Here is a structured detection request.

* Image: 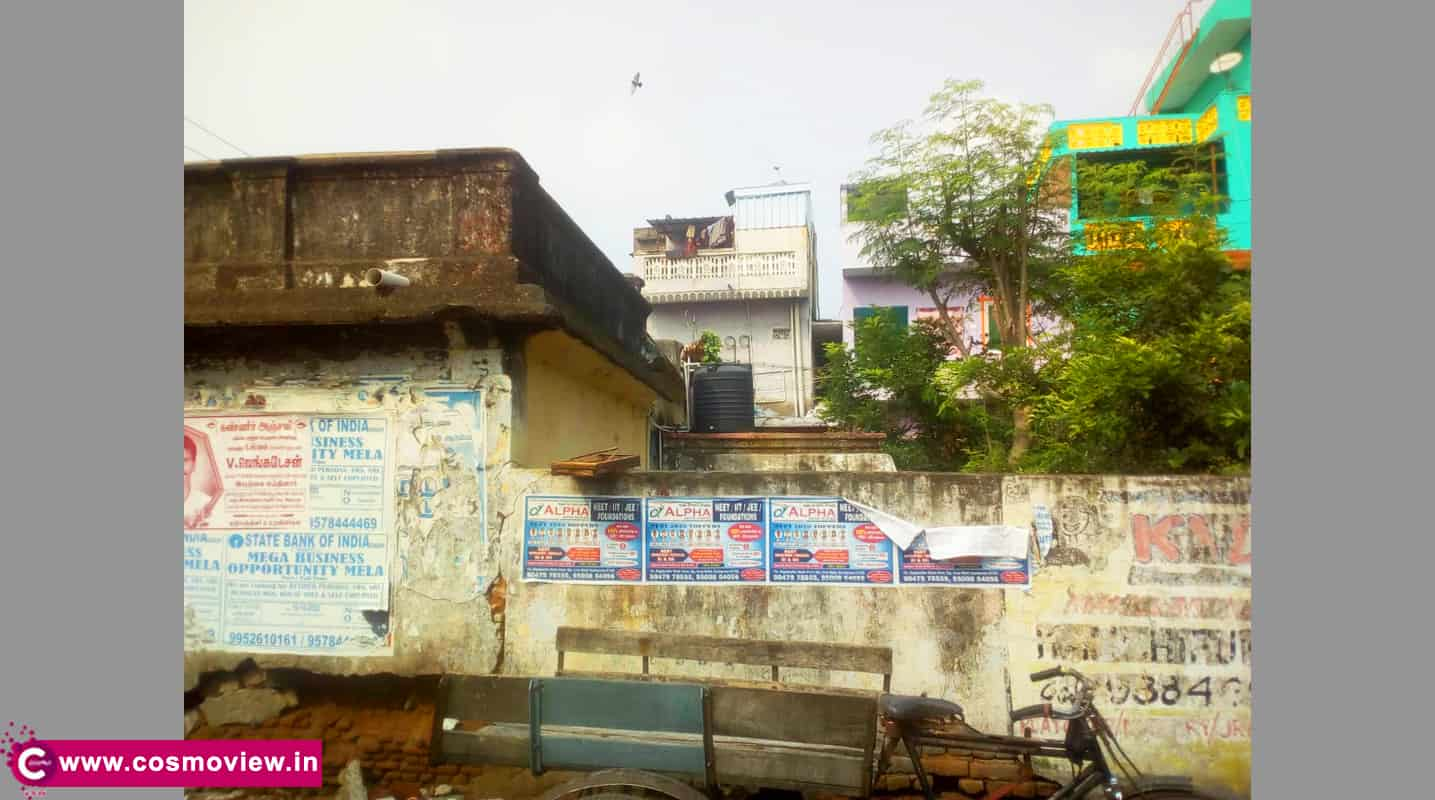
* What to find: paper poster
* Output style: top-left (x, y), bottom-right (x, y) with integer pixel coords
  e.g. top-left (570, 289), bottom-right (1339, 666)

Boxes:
top-left (770, 498), bottom-right (896, 585)
top-left (644, 497), bottom-right (768, 583)
top-left (182, 414), bottom-right (397, 655)
top-left (924, 525), bottom-right (1029, 561)
top-left (1033, 505), bottom-right (1055, 561)
top-left (842, 498), bottom-right (921, 551)
top-left (395, 388), bottom-right (486, 531)
top-left (409, 388), bottom-right (487, 535)
top-left (898, 532), bottom-right (1032, 588)
top-left (522, 496), bottom-right (644, 583)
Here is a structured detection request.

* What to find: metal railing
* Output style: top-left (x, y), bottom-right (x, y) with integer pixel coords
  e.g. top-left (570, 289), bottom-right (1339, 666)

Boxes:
top-left (1128, 0), bottom-right (1211, 116)
top-left (639, 250), bottom-right (801, 284)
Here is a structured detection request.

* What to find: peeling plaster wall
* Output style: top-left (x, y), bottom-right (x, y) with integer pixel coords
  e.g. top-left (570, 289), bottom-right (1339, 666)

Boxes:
top-left (183, 330), bottom-right (1250, 797)
top-left (515, 331), bottom-right (656, 469)
top-left (183, 326), bottom-right (516, 689)
top-left (494, 471), bottom-right (1251, 798)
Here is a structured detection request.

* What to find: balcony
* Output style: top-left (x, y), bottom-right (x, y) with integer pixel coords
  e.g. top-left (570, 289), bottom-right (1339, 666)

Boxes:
top-left (637, 249), bottom-right (806, 303)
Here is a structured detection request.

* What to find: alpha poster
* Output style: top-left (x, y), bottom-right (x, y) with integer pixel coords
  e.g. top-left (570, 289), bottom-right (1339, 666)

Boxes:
top-left (644, 497), bottom-right (768, 584)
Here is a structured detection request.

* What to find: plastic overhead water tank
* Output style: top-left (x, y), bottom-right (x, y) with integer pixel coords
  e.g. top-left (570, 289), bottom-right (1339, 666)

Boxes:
top-left (690, 363), bottom-right (755, 433)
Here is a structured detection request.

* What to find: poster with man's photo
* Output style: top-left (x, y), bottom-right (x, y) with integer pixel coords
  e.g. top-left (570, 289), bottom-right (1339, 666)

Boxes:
top-left (182, 413), bottom-right (397, 656)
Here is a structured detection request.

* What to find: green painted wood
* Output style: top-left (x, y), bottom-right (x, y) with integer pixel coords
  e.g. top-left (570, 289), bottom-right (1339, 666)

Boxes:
top-left (540, 735), bottom-right (708, 776)
top-left (535, 678), bottom-right (706, 734)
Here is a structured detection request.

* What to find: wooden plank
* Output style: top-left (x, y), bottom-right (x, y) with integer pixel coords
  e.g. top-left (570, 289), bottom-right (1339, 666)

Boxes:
top-left (711, 686), bottom-right (875, 749)
top-left (437, 726), bottom-right (530, 767)
top-left (536, 678), bottom-right (705, 734)
top-left (552, 669), bottom-right (879, 698)
top-left (556, 627), bottom-right (893, 676)
top-left (427, 675), bottom-right (450, 765)
top-left (541, 736), bottom-right (707, 776)
top-left (714, 743), bottom-right (867, 794)
top-left (438, 724), bottom-right (866, 795)
top-left (439, 675), bottom-right (531, 725)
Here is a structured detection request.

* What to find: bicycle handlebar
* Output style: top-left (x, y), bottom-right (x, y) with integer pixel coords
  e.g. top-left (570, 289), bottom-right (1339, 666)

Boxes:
top-left (1010, 703), bottom-right (1082, 723)
top-left (1029, 667), bottom-right (1063, 682)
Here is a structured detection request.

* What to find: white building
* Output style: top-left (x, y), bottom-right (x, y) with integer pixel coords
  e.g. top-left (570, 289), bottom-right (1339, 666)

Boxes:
top-left (632, 183), bottom-right (818, 418)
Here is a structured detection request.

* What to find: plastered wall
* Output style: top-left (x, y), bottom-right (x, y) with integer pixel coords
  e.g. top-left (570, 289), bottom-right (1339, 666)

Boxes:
top-left (184, 337), bottom-right (1250, 797)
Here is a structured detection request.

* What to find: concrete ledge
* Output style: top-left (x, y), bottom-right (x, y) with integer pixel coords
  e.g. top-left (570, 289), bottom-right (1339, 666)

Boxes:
top-left (663, 431), bottom-right (887, 453)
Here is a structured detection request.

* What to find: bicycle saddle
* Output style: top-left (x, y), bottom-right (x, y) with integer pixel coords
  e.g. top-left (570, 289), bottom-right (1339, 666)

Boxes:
top-left (879, 693), bottom-right (964, 722)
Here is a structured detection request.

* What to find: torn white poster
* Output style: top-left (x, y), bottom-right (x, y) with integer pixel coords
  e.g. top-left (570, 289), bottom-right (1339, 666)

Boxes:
top-left (840, 499), bottom-right (922, 551)
top-left (924, 525), bottom-right (1029, 561)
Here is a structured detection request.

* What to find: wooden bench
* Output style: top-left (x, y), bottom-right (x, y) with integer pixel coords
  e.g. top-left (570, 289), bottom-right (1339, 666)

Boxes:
top-left (432, 629), bottom-right (893, 798)
top-left (555, 626), bottom-right (894, 693)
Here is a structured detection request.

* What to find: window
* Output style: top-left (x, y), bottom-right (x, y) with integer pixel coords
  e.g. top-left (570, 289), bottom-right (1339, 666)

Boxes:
top-left (853, 305), bottom-right (909, 329)
top-left (845, 184), bottom-right (908, 223)
top-left (981, 298), bottom-right (1002, 349)
top-left (980, 298), bottom-right (1036, 350)
top-left (1074, 144), bottom-right (1230, 221)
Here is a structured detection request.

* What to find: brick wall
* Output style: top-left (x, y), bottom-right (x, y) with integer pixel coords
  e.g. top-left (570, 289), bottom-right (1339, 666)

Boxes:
top-left (184, 666), bottom-right (581, 799)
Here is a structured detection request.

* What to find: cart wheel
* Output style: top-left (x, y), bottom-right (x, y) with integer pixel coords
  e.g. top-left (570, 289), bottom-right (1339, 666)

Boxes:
top-left (1124, 786), bottom-right (1239, 800)
top-left (538, 769), bottom-right (713, 800)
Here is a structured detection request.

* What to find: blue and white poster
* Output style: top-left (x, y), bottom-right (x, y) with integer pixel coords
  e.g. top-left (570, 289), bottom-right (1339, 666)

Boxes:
top-left (182, 413), bottom-right (398, 656)
top-left (412, 387), bottom-right (488, 541)
top-left (770, 498), bottom-right (896, 585)
top-left (522, 496), bottom-right (644, 584)
top-left (897, 532), bottom-right (1032, 587)
top-left (644, 497), bottom-right (768, 583)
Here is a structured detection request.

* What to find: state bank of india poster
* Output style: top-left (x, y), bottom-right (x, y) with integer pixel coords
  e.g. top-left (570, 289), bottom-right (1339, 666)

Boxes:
top-left (183, 413), bottom-right (398, 656)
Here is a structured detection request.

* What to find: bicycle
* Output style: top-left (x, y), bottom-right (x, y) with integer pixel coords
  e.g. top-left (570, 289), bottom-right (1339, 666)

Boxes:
top-left (872, 665), bottom-right (1230, 800)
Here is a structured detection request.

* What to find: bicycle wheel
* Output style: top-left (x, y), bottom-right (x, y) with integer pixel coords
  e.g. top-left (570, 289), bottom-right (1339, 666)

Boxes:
top-left (1125, 789), bottom-right (1233, 800)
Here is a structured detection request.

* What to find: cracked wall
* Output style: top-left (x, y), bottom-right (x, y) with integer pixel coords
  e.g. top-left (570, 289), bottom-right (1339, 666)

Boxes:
top-left (494, 471), bottom-right (1251, 798)
top-left (184, 323), bottom-right (512, 688)
top-left (184, 325), bottom-right (1250, 798)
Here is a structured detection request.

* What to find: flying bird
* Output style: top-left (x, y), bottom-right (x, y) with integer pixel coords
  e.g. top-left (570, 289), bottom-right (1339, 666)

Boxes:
top-left (630, 72), bottom-right (643, 95)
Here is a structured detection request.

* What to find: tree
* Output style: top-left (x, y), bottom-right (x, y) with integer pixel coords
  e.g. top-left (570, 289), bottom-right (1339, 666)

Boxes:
top-left (846, 79), bottom-right (1069, 465)
top-left (817, 310), bottom-right (1002, 471)
top-left (1013, 144), bottom-right (1251, 473)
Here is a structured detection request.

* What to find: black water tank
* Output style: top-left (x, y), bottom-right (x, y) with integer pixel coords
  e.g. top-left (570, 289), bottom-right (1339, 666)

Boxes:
top-left (691, 363), bottom-right (755, 433)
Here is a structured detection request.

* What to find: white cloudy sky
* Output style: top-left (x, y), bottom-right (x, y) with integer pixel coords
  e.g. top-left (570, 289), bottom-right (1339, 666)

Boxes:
top-left (185, 0), bottom-right (1182, 318)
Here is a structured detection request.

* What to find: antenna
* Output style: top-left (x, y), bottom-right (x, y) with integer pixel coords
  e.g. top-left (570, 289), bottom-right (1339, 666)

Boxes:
top-left (1209, 51), bottom-right (1242, 92)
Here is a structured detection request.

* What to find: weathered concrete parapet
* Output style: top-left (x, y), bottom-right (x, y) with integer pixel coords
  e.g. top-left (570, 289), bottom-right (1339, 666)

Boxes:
top-left (660, 431), bottom-right (894, 471)
top-left (183, 148), bottom-right (682, 405)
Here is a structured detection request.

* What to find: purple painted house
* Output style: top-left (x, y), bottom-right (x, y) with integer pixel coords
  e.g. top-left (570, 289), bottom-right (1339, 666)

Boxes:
top-left (837, 185), bottom-right (1017, 357)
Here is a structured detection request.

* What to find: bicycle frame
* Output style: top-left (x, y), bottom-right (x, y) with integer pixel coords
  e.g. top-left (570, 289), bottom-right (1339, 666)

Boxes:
top-left (876, 667), bottom-right (1126, 800)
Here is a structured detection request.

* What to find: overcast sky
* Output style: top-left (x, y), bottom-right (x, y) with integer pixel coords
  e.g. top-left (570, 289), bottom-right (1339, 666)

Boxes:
top-left (185, 0), bottom-right (1183, 319)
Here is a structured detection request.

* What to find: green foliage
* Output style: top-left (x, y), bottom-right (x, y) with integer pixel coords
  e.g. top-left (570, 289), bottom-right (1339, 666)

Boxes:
top-left (698, 330), bottom-right (722, 364)
top-left (846, 79), bottom-right (1070, 361)
top-left (833, 81), bottom-right (1251, 475)
top-left (817, 311), bottom-right (994, 471)
top-left (1023, 157), bottom-right (1251, 473)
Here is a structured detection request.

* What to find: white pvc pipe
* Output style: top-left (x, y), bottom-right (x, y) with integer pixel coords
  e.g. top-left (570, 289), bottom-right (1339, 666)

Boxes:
top-left (364, 268), bottom-right (411, 288)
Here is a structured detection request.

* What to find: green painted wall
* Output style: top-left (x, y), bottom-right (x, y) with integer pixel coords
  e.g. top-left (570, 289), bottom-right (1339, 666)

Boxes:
top-left (1045, 2), bottom-right (1251, 256)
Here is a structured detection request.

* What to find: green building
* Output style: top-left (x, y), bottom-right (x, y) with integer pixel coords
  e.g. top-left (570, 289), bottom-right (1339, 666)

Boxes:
top-left (1044, 0), bottom-right (1251, 267)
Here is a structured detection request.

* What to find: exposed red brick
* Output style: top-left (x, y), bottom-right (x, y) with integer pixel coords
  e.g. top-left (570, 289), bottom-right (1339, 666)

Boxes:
top-left (971, 759), bottom-right (1023, 781)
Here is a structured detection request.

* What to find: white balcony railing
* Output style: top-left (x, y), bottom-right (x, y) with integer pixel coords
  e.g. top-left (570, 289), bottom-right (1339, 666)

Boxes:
top-left (638, 250), bottom-right (805, 301)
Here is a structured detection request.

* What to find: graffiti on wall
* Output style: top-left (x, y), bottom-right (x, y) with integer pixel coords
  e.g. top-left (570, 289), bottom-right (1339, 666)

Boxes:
top-left (1128, 512), bottom-right (1251, 587)
top-left (1037, 672), bottom-right (1249, 710)
top-left (1009, 481), bottom-right (1254, 770)
top-left (1035, 624), bottom-right (1251, 667)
